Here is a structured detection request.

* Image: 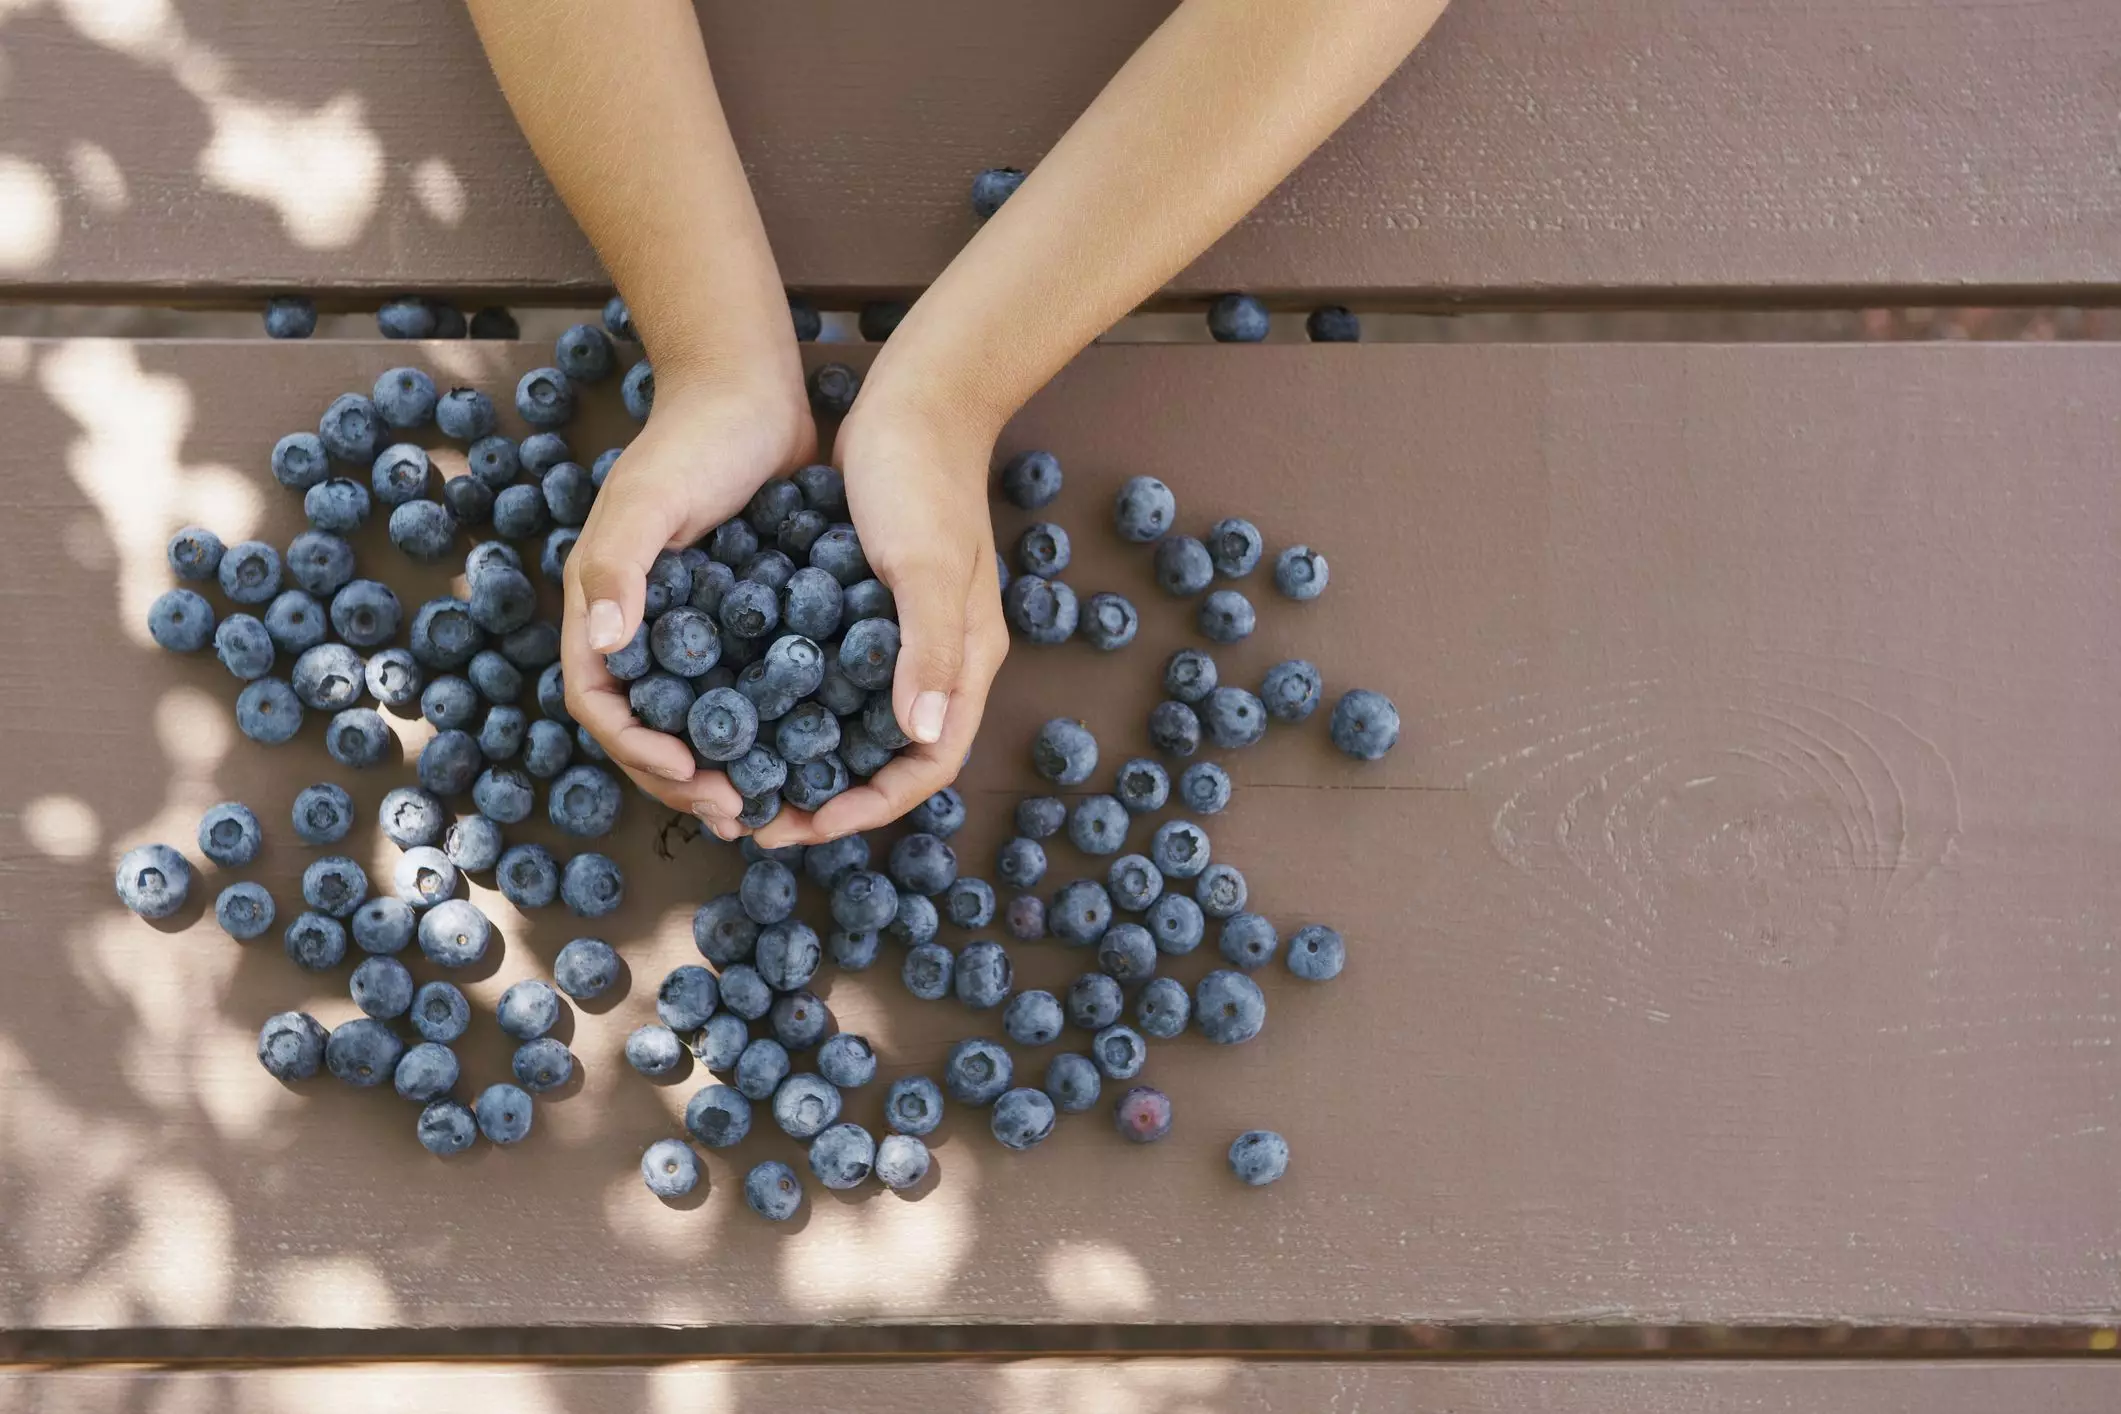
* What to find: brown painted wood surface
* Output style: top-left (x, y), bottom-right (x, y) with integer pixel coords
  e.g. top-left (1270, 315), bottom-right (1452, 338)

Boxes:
top-left (1, 341), bottom-right (2117, 1330)
top-left (3, 2), bottom-right (2118, 297)
top-left (5, 1361), bottom-right (2120, 1413)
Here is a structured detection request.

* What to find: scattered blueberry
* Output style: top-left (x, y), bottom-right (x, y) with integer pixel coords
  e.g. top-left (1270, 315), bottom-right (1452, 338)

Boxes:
top-left (627, 1025), bottom-right (686, 1077)
top-left (1201, 686), bottom-right (1266, 749)
top-left (1197, 589), bottom-right (1255, 645)
top-left (1148, 700), bottom-right (1201, 758)
top-left (1229, 1129), bottom-right (1291, 1185)
top-left (1273, 544), bottom-right (1328, 601)
top-left (1017, 522), bottom-right (1070, 579)
top-left (1146, 892), bottom-right (1205, 956)
top-left (560, 852), bottom-right (624, 918)
top-left (745, 1159), bottom-right (804, 1220)
top-left (548, 764), bottom-right (621, 837)
top-left (769, 988), bottom-right (830, 1052)
top-left (874, 1133), bottom-right (931, 1190)
top-left (1218, 912), bottom-right (1279, 971)
top-left (352, 896), bottom-right (416, 955)
top-left (264, 296), bottom-right (316, 340)
top-left (256, 1011), bottom-right (327, 1081)
top-left (418, 898), bottom-right (492, 968)
top-left (1208, 294), bottom-right (1270, 343)
top-left (1049, 880), bottom-right (1113, 946)
top-left (1194, 969), bottom-right (1266, 1044)
top-left (996, 837), bottom-right (1047, 891)
top-left (991, 1087), bottom-right (1056, 1150)
top-left (971, 165), bottom-right (1026, 218)
top-left (235, 677), bottom-right (305, 745)
top-left (380, 787), bottom-right (447, 848)
top-left (809, 1123), bottom-right (877, 1189)
top-left (318, 393), bottom-right (382, 464)
top-left (686, 1084), bottom-right (754, 1149)
top-left (1032, 719), bottom-right (1098, 786)
top-left (366, 647), bottom-right (423, 708)
top-left (817, 1033), bottom-right (876, 1089)
top-left (656, 965), bottom-right (719, 1032)
top-left (1105, 856), bottom-right (1164, 915)
top-left (1195, 861), bottom-right (1248, 919)
top-left (272, 432), bottom-right (331, 491)
top-left (1114, 1084), bottom-right (1174, 1142)
top-left (1044, 1052), bottom-right (1101, 1113)
top-left (497, 979), bottom-right (562, 1040)
top-left (418, 1099), bottom-right (479, 1157)
top-left (1329, 689), bottom-right (1400, 760)
top-left (773, 1072), bottom-right (842, 1139)
top-left (475, 1083), bottom-right (534, 1145)
top-left (1081, 592), bottom-right (1139, 651)
top-left (1005, 893), bottom-right (1046, 940)
top-left (1003, 574), bottom-right (1078, 643)
top-left (283, 911), bottom-right (348, 970)
top-left (807, 362), bottom-right (859, 418)
top-left (216, 881), bottom-right (276, 940)
top-left (1004, 989), bottom-right (1064, 1047)
top-left (304, 477), bottom-right (372, 533)
top-left (1286, 923), bottom-right (1345, 981)
top-left (394, 1042), bottom-right (459, 1103)
top-left (1114, 476), bottom-right (1176, 542)
top-left (697, 1012), bottom-right (750, 1071)
top-left (641, 1138), bottom-right (700, 1198)
top-left (1207, 518), bottom-right (1264, 578)
top-left (902, 942), bottom-right (954, 1002)
top-left (554, 937), bottom-right (620, 1000)
top-left (1068, 796), bottom-right (1129, 856)
top-left (300, 854), bottom-right (368, 918)
top-left (435, 387), bottom-right (496, 442)
top-left (888, 892), bottom-right (940, 949)
top-left (351, 955), bottom-right (414, 1019)
top-left (513, 1036), bottom-right (574, 1093)
top-left (411, 981), bottom-right (471, 1043)
top-left (1066, 972), bottom-right (1123, 1032)
top-left (1135, 976), bottom-right (1192, 1039)
top-left (954, 940), bottom-right (1013, 1009)
top-left (147, 588), bottom-right (215, 653)
top-left (326, 1017), bottom-right (403, 1088)
top-left (1154, 536), bottom-right (1214, 596)
top-left (1097, 920), bottom-right (1157, 981)
top-left (717, 964), bottom-right (773, 1021)
top-left (213, 614), bottom-right (275, 679)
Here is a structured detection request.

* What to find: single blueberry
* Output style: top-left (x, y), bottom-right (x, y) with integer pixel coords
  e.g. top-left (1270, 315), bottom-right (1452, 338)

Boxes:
top-left (696, 1012), bottom-right (750, 1071)
top-left (409, 598), bottom-right (485, 671)
top-left (971, 165), bottom-right (1026, 218)
top-left (235, 677), bottom-right (304, 745)
top-left (1154, 536), bottom-right (1214, 596)
top-left (521, 432), bottom-right (572, 477)
top-left (1198, 589), bottom-right (1255, 645)
top-left (475, 1083), bottom-right (534, 1145)
top-left (198, 802), bottom-right (263, 868)
top-left (807, 362), bottom-right (859, 418)
top-left (801, 833), bottom-right (870, 891)
top-left (902, 942), bottom-right (954, 1002)
top-left (887, 892), bottom-right (941, 949)
top-left (351, 954), bottom-right (415, 1020)
top-left (301, 854), bottom-right (368, 918)
top-left (472, 765), bottom-right (536, 824)
top-left (837, 618), bottom-right (899, 691)
top-left (757, 921), bottom-right (823, 994)
top-left (817, 1033), bottom-right (876, 1089)
top-left (477, 704), bottom-right (527, 760)
top-left (468, 569), bottom-right (537, 637)
top-left (779, 754), bottom-right (849, 812)
top-left (624, 673), bottom-right (691, 735)
top-left (773, 1072), bottom-right (842, 1139)
top-left (522, 719), bottom-right (573, 778)
top-left (370, 442), bottom-right (431, 506)
top-left (686, 1084), bottom-right (753, 1149)
top-left (304, 477), bottom-right (372, 534)
top-left (862, 692), bottom-right (913, 751)
top-left (257, 1011), bottom-right (327, 1081)
top-left (376, 298), bottom-right (436, 339)
top-left (291, 643), bottom-right (367, 714)
top-left (1272, 543), bottom-right (1330, 602)
top-left (641, 550), bottom-right (693, 620)
top-left (839, 576), bottom-right (893, 620)
top-left (394, 1042), bottom-right (459, 1103)
top-left (434, 388), bottom-right (495, 442)
top-left (351, 896), bottom-right (416, 956)
top-left (442, 814), bottom-right (504, 874)
top-left (1230, 1129), bottom-right (1292, 1186)
top-left (560, 852), bottom-right (624, 918)
top-left (1031, 719), bottom-right (1098, 786)
top-left (421, 675), bottom-right (480, 730)
top-left (1005, 893), bottom-right (1047, 941)
top-left (1016, 522), bottom-right (1070, 579)
top-left (493, 484), bottom-right (548, 539)
top-left (1066, 972), bottom-right (1123, 1032)
top-left (412, 981), bottom-right (471, 1043)
top-left (418, 730), bottom-right (482, 795)
top-left (264, 295), bottom-right (316, 339)
top-left (325, 1017), bottom-right (403, 1088)
top-left (707, 517), bottom-right (759, 568)
top-left (828, 870), bottom-right (898, 935)
top-left (1114, 476), bottom-right (1176, 543)
top-left (1106, 856), bottom-right (1164, 915)
top-left (366, 648), bottom-right (423, 709)
top-left (1201, 687), bottom-right (1266, 750)
top-left (1218, 912), bottom-right (1279, 971)
top-left (500, 620), bottom-right (561, 670)
top-left (810, 1123), bottom-right (877, 1189)
top-left (1330, 689), bottom-right (1400, 760)
top-left (217, 540), bottom-right (283, 606)
top-left (1098, 921), bottom-right (1158, 981)
top-left (1136, 976), bottom-right (1192, 1039)
top-left (166, 525), bottom-right (225, 583)
top-left (1192, 864), bottom-right (1248, 923)
top-left (621, 359), bottom-right (655, 420)
top-left (319, 393), bottom-right (382, 464)
top-left (512, 1036), bottom-right (574, 1093)
top-left (745, 1159), bottom-right (804, 1221)
top-left (1044, 1053), bottom-right (1102, 1113)
top-left (548, 764), bottom-right (622, 837)
top-left (535, 663), bottom-right (572, 725)
top-left (1150, 819), bottom-right (1212, 880)
top-left (515, 366), bottom-right (575, 429)
top-left (467, 435), bottom-right (521, 489)
top-left (1049, 880), bottom-right (1113, 946)
top-left (996, 837), bottom-right (1047, 890)
top-left (788, 293), bottom-right (822, 343)
top-left (497, 979), bottom-right (562, 1041)
top-left (285, 530), bottom-right (355, 601)
top-left (1068, 796), bottom-right (1129, 857)
top-left (627, 1025), bottom-right (687, 1077)
top-left (991, 1087), bottom-right (1056, 1150)
top-left (1208, 294), bottom-right (1270, 342)
top-left (1081, 592), bottom-right (1139, 651)
top-left (1286, 923), bottom-right (1346, 981)
top-left (283, 911), bottom-right (347, 971)
top-left (1307, 304), bottom-right (1361, 341)
top-left (1116, 759), bottom-right (1172, 816)
top-left (746, 478), bottom-right (806, 539)
top-left (272, 431), bottom-right (331, 491)
top-left (1114, 1084), bottom-right (1174, 1143)
top-left (691, 894), bottom-right (758, 966)
top-left (717, 963), bottom-right (773, 1021)
top-left (874, 1133), bottom-right (931, 1191)
top-left (601, 623), bottom-right (652, 682)
top-left (688, 559), bottom-right (737, 618)
top-left (542, 462), bottom-right (595, 526)
top-left (216, 881), bottom-right (276, 940)
top-left (147, 588), bottom-right (215, 654)
top-left (323, 581), bottom-right (401, 654)
top-left (885, 1076), bottom-right (945, 1136)
top-left (829, 927), bottom-right (881, 970)
top-left (998, 449), bottom-right (1061, 509)
top-left (1003, 574), bottom-right (1078, 643)
top-left (1148, 891), bottom-right (1208, 954)
top-left (554, 937), bottom-right (620, 1000)
top-left (687, 685), bottom-right (760, 763)
top-left (641, 1138), bottom-right (700, 1199)
top-left (380, 787), bottom-right (447, 848)
top-left (1148, 700), bottom-right (1202, 758)
top-left (418, 1099), bottom-right (479, 1157)
top-left (1178, 762), bottom-right (1233, 818)
top-left (418, 898), bottom-right (493, 968)
top-left (1004, 989), bottom-right (1064, 1047)
top-left (954, 940), bottom-right (1014, 1009)
top-left (1194, 969), bottom-right (1266, 1044)
top-left (602, 295), bottom-right (637, 340)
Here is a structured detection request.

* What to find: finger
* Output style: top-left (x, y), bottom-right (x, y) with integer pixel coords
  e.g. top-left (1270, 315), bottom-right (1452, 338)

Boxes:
top-left (560, 533), bottom-right (703, 783)
top-left (613, 758), bottom-right (748, 837)
top-left (570, 474), bottom-right (681, 653)
top-left (885, 545), bottom-right (975, 747)
top-left (751, 801), bottom-right (818, 850)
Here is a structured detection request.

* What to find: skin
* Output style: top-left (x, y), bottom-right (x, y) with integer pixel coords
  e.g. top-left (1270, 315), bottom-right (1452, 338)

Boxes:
top-left (466, 0), bottom-right (1449, 844)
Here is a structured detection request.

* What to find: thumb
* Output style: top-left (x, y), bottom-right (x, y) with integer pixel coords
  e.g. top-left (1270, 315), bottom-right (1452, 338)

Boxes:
top-left (889, 550), bottom-right (972, 746)
top-left (570, 479), bottom-right (679, 653)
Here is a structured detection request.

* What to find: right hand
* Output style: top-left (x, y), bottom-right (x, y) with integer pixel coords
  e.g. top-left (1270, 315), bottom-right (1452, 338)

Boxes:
top-left (561, 373), bottom-right (814, 838)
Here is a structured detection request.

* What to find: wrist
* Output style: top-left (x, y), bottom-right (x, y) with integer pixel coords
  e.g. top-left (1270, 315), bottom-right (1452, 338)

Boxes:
top-left (855, 333), bottom-right (1015, 458)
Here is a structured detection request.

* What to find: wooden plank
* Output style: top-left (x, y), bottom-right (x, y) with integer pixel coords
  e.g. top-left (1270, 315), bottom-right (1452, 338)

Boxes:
top-left (0, 340), bottom-right (2118, 1331)
top-left (5, 1361), bottom-right (2119, 1414)
top-left (2, 2), bottom-right (2117, 298)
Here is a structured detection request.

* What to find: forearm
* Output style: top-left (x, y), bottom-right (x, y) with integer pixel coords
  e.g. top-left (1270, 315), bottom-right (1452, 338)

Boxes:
top-left (863, 0), bottom-right (1447, 437)
top-left (465, 0), bottom-right (797, 395)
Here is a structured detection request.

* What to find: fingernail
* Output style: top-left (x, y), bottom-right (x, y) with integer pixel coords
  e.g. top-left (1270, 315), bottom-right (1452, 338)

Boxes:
top-left (659, 763), bottom-right (691, 782)
top-left (911, 691), bottom-right (948, 745)
top-left (587, 600), bottom-right (624, 651)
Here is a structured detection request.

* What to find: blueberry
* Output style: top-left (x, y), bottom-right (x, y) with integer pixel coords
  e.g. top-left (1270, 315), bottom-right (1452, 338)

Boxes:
top-left (773, 999), bottom-right (829, 1058)
top-left (688, 560), bottom-right (737, 620)
top-left (902, 942), bottom-right (954, 1001)
top-left (691, 894), bottom-right (758, 966)
top-left (1218, 912), bottom-right (1279, 972)
top-left (394, 1042), bottom-right (458, 1103)
top-left (1330, 689), bottom-right (1400, 760)
top-left (1003, 574), bottom-right (1078, 643)
top-left (235, 677), bottom-right (304, 744)
top-left (522, 719), bottom-right (572, 778)
top-left (410, 597), bottom-right (484, 671)
top-left (1097, 921), bottom-right (1157, 981)
top-left (521, 432), bottom-right (572, 478)
top-left (560, 852), bottom-right (624, 919)
top-left (418, 730), bottom-right (481, 795)
top-left (436, 818), bottom-right (500, 878)
top-left (512, 1037), bottom-right (574, 1093)
top-left (686, 1084), bottom-right (753, 1149)
top-left (707, 517), bottom-right (759, 568)
top-left (991, 1087), bottom-right (1056, 1151)
top-left (1114, 476), bottom-right (1176, 543)
top-left (472, 765), bottom-right (535, 823)
top-left (1286, 923), bottom-right (1345, 981)
top-left (320, 584), bottom-right (398, 656)
top-left (272, 431), bottom-right (331, 491)
top-left (828, 870), bottom-right (898, 935)
top-left (773, 1072), bottom-right (842, 1139)
top-left (370, 442), bottom-right (431, 507)
top-left (602, 295), bottom-right (637, 341)
top-left (493, 484), bottom-right (548, 539)
top-left (366, 648), bottom-right (423, 709)
top-left (1143, 701), bottom-right (1199, 758)
top-left (1152, 819), bottom-right (1212, 879)
top-left (678, 687), bottom-right (761, 769)
top-left (548, 764), bottom-right (621, 837)
top-left (467, 306), bottom-right (513, 338)
top-left (627, 1026), bottom-right (686, 1078)
top-left (468, 570), bottom-right (537, 638)
top-left (788, 293), bottom-right (822, 343)
top-left (1141, 895), bottom-right (1206, 962)
top-left (304, 477), bottom-right (371, 533)
top-left (601, 624), bottom-right (652, 684)
top-left (1092, 1024), bottom-right (1148, 1080)
top-left (874, 1133), bottom-right (931, 1191)
top-left (763, 634), bottom-right (828, 702)
top-left (284, 531), bottom-right (354, 601)
top-left (736, 661), bottom-right (798, 723)
top-left (467, 435), bottom-right (520, 488)
top-left (817, 1033), bottom-right (876, 1089)
top-left (376, 298), bottom-right (436, 339)
top-left (861, 692), bottom-right (913, 751)
top-left (301, 854), bottom-right (368, 918)
top-left (1197, 589), bottom-right (1255, 645)
top-left (554, 937), bottom-right (620, 1000)
top-left (216, 542), bottom-right (284, 609)
top-left (1105, 856), bottom-right (1164, 915)
top-left (535, 663), bottom-right (572, 725)
top-left (724, 744), bottom-right (789, 801)
top-left (1043, 1053), bottom-right (1101, 1113)
top-left (839, 576), bottom-right (893, 621)
top-left (642, 968), bottom-right (716, 1038)
top-left (1032, 719), bottom-right (1098, 785)
top-left (717, 963), bottom-right (773, 1021)
top-left (283, 911), bottom-right (347, 970)
top-left (418, 898), bottom-right (492, 968)
top-left (1011, 799), bottom-right (1064, 844)
top-left (1005, 893), bottom-right (1047, 940)
top-left (412, 980), bottom-right (471, 1043)
top-left (829, 928), bottom-right (880, 970)
top-left (380, 787), bottom-right (447, 849)
top-left (621, 359), bottom-right (655, 420)
top-left (639, 1137), bottom-right (700, 1199)
top-left (554, 325), bottom-right (616, 383)
top-left (1066, 972), bottom-right (1123, 1031)
top-left (996, 837), bottom-right (1047, 890)
top-left (876, 1077), bottom-right (942, 1139)
top-left (163, 526), bottom-right (224, 586)
top-left (319, 393), bottom-right (382, 463)
top-left (887, 892), bottom-right (941, 949)
top-left (264, 589), bottom-right (329, 657)
top-left (326, 1017), bottom-right (403, 1088)
top-left (1004, 989), bottom-right (1064, 1047)
top-left (1016, 522), bottom-right (1070, 579)
top-left (1081, 593), bottom-right (1139, 651)
top-left (1178, 762), bottom-right (1233, 817)
top-left (620, 674), bottom-right (689, 736)
top-left (501, 620), bottom-right (561, 671)
top-left (256, 1011), bottom-right (327, 1081)
top-left (810, 1122), bottom-right (878, 1189)
top-left (421, 675), bottom-right (480, 730)
top-left (1134, 976), bottom-right (1193, 1040)
top-left (264, 295), bottom-right (316, 339)
top-left (412, 1099), bottom-right (476, 1157)
top-left (1304, 300), bottom-right (1363, 340)
top-left (197, 802), bottom-right (262, 868)
top-left (351, 955), bottom-right (414, 1020)
top-left (290, 644), bottom-right (365, 715)
top-left (696, 1012), bottom-right (750, 1071)
top-left (745, 1159), bottom-right (804, 1220)
top-left (216, 881), bottom-right (276, 940)
top-left (780, 754), bottom-right (849, 811)
top-left (474, 1083), bottom-right (534, 1144)
top-left (1068, 796), bottom-right (1129, 856)
top-left (1229, 1128), bottom-right (1292, 1185)
top-left (147, 588), bottom-right (215, 654)
top-left (641, 550), bottom-right (693, 621)
top-left (1194, 969), bottom-right (1266, 1044)
top-left (433, 387), bottom-right (495, 443)
top-left (998, 449), bottom-right (1061, 509)
top-left (1114, 1084), bottom-right (1173, 1142)
top-left (837, 618), bottom-right (899, 691)
top-left (1049, 880), bottom-right (1113, 946)
top-left (1201, 687), bottom-right (1266, 749)
top-left (512, 366), bottom-right (574, 430)
top-left (756, 920), bottom-right (822, 993)
top-left (1151, 537), bottom-right (1213, 598)
top-left (970, 163), bottom-right (1026, 217)
top-left (542, 462), bottom-right (595, 526)
top-left (802, 833), bottom-right (870, 891)
top-left (954, 940), bottom-right (1013, 1009)
top-left (807, 362), bottom-right (859, 418)
top-left (731, 860), bottom-right (795, 928)
top-left (1113, 760), bottom-right (1172, 818)
top-left (773, 704), bottom-right (842, 770)
top-left (476, 705), bottom-right (527, 760)
top-left (1208, 292), bottom-right (1271, 342)
top-left (497, 978), bottom-right (562, 1041)
top-left (746, 478), bottom-right (806, 539)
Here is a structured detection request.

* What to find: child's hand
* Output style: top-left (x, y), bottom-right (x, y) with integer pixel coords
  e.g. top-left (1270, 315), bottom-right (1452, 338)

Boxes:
top-left (751, 397), bottom-right (1009, 847)
top-left (562, 373), bottom-right (813, 836)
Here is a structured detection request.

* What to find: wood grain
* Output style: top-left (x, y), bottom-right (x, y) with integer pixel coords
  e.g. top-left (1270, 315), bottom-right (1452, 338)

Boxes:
top-left (2, 1), bottom-right (2118, 298)
top-left (5, 1361), bottom-right (2120, 1414)
top-left (0, 341), bottom-right (2117, 1330)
